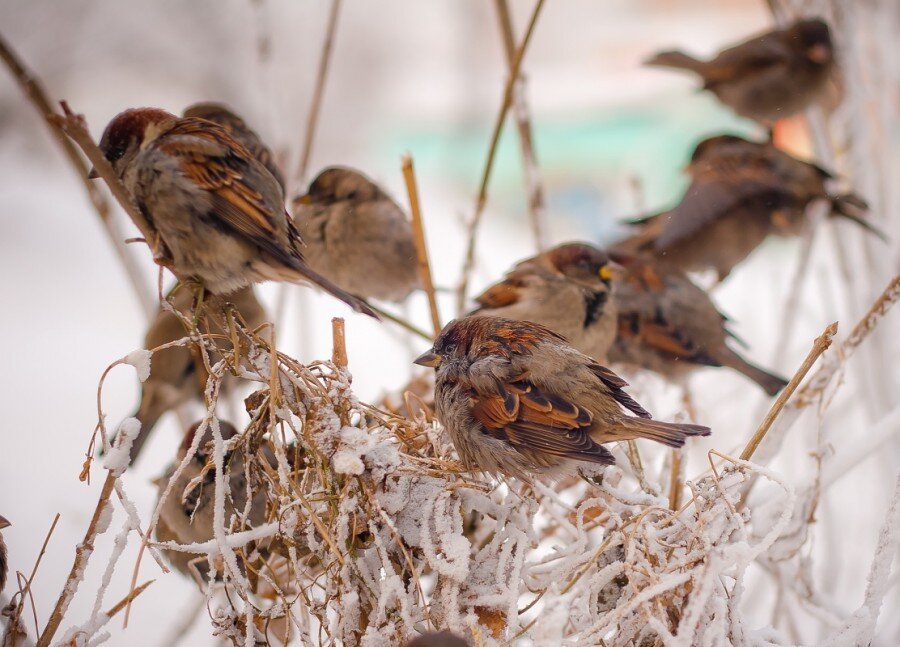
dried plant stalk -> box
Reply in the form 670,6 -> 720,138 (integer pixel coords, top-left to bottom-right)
0,32 -> 155,318
493,0 -> 547,253
331,317 -> 348,368
402,154 -> 442,337
456,0 -> 546,314
741,322 -> 837,461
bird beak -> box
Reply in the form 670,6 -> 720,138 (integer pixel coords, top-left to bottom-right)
0,515 -> 10,529
806,43 -> 831,64
414,350 -> 442,368
599,261 -> 625,282
87,167 -> 100,179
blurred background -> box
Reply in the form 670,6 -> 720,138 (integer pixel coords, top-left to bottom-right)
0,0 -> 897,644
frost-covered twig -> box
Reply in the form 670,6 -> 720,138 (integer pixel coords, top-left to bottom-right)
402,154 -> 442,337
0,32 -> 155,319
493,0 -> 547,253
456,0 -> 546,315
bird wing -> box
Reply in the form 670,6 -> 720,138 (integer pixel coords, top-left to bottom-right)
158,119 -> 301,270
703,32 -> 793,86
469,379 -> 615,466
652,156 -> 791,249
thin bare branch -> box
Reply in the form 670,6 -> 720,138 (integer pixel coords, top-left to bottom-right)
493,0 -> 547,253
456,0 -> 546,314
0,32 -> 155,319
402,154 -> 442,337
331,317 -> 348,369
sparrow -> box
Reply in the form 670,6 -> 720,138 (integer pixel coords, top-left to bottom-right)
0,515 -> 9,594
182,102 -> 286,197
414,316 -> 710,481
154,420 -> 268,579
471,243 -> 621,363
93,108 -> 376,316
646,18 -> 835,125
125,284 -> 267,462
615,134 -> 878,281
292,167 -> 420,302
608,252 -> 788,395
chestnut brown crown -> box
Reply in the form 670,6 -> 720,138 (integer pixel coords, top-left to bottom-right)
97,107 -> 177,176
545,243 -> 617,286
305,166 -> 385,204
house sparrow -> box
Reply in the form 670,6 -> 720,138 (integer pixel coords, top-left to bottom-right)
292,167 -> 420,302
182,102 -> 285,197
0,515 -> 9,594
93,108 -> 376,316
154,420 -> 269,579
646,18 -> 835,125
615,134 -> 878,281
414,316 -> 710,481
125,284 -> 267,462
471,243 -> 621,363
608,252 -> 788,395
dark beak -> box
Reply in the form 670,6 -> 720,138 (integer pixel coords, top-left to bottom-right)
0,514 -> 10,529
87,167 -> 100,179
414,350 -> 442,368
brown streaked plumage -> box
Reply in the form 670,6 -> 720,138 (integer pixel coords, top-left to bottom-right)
121,284 -> 267,462
415,316 -> 709,481
646,18 -> 835,124
608,252 -> 788,395
471,243 -> 620,362
292,167 -> 420,302
182,102 -> 285,197
95,108 -> 376,317
615,134 -> 879,281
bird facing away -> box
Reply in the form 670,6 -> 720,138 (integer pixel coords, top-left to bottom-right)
415,316 -> 710,481
608,252 -> 788,395
646,18 -> 835,125
94,107 -> 376,316
126,284 -> 266,462
614,134 -> 878,281
182,101 -> 286,196
292,166 -> 420,302
471,243 -> 621,363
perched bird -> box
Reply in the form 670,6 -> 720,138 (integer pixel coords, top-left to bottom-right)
182,102 -> 286,196
154,420 -> 268,579
93,108 -> 376,316
646,18 -> 835,125
126,284 -> 266,462
0,515 -> 9,594
292,167 -> 420,302
414,316 -> 710,481
615,134 -> 878,281
471,243 -> 620,362
608,252 -> 788,395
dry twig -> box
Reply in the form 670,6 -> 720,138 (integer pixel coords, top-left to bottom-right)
402,154 -> 442,337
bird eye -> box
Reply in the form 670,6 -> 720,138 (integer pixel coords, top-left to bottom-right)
444,342 -> 457,354
106,143 -> 127,163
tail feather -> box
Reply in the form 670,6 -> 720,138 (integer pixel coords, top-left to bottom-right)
719,348 -> 789,396
607,419 -> 711,449
645,50 -> 707,74
275,262 -> 380,319
830,193 -> 888,242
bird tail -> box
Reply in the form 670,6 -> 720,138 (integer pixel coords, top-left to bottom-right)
275,263 -> 379,319
718,348 -> 788,396
605,419 -> 711,449
830,193 -> 888,241
645,50 -> 707,74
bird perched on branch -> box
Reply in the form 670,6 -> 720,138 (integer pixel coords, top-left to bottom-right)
93,107 -> 376,316
154,420 -> 269,581
471,243 -> 621,363
124,284 -> 266,462
414,316 -> 709,481
614,134 -> 879,282
608,252 -> 788,395
292,167 -> 420,302
182,102 -> 286,196
646,18 -> 835,125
